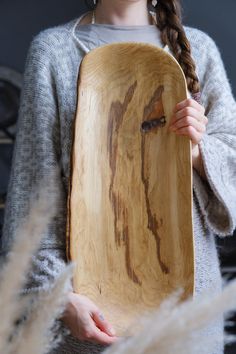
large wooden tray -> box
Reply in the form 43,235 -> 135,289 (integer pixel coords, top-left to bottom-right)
66,42 -> 195,337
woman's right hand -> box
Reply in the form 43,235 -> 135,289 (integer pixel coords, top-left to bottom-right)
61,292 -> 119,345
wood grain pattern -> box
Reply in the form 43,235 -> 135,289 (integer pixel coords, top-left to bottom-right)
66,42 -> 194,336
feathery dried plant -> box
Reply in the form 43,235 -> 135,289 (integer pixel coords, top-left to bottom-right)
1,170 -> 236,354
0,170 -> 73,354
103,279 -> 236,354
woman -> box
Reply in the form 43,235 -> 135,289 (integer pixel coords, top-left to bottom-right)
1,0 -> 236,353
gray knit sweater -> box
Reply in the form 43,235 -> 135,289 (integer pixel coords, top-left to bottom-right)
1,12 -> 236,354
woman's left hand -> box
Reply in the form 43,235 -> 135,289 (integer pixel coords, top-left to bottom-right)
168,98 -> 208,179
168,98 -> 208,147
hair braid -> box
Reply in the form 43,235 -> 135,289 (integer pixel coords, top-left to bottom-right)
152,0 -> 200,97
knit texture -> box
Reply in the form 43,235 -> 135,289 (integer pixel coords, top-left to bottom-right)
1,12 -> 236,354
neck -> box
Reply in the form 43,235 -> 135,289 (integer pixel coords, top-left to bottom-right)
94,0 -> 153,26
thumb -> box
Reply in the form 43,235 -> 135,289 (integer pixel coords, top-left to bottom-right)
92,310 -> 116,337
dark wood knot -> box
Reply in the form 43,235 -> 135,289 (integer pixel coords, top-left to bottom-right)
141,116 -> 166,133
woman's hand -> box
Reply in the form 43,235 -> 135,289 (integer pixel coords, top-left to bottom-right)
168,98 -> 208,179
168,98 -> 208,146
61,292 -> 118,345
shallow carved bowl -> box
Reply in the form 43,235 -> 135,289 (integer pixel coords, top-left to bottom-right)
66,42 -> 194,337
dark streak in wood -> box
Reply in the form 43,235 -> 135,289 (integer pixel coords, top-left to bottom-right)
143,85 -> 165,119
141,85 -> 169,274
122,206 -> 142,286
107,80 -> 141,285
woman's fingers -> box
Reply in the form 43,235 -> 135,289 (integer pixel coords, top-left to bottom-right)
92,310 -> 116,337
169,116 -> 206,133
87,325 -> 118,345
75,313 -> 118,345
174,126 -> 202,145
61,293 -> 119,345
81,314 -> 118,345
174,98 -> 205,115
170,106 -> 208,125
168,98 -> 208,146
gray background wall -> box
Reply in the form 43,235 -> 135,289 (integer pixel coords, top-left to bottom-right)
0,0 -> 235,95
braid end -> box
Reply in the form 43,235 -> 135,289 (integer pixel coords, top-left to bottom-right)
191,91 -> 202,104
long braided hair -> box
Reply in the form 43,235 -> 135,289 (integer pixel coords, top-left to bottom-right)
152,0 -> 200,97
85,0 -> 201,99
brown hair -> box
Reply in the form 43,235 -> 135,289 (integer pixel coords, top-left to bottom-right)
152,0 -> 200,96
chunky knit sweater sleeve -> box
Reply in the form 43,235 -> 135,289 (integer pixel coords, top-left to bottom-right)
190,29 -> 236,237
0,33 -> 68,293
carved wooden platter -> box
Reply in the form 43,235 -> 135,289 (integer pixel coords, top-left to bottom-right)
66,42 -> 194,337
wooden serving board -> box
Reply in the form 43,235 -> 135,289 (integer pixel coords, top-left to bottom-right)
66,42 -> 194,337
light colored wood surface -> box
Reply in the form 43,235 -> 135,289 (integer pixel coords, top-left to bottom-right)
66,42 -> 194,337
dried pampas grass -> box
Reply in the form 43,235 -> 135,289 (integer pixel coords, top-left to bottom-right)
103,279 -> 236,354
1,168 -> 236,354
0,170 -> 73,354
7,265 -> 73,354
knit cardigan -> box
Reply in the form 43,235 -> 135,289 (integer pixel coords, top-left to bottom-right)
1,13 -> 236,354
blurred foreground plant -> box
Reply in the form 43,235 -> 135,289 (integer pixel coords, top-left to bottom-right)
103,276 -> 236,354
0,171 -> 73,354
1,170 -> 236,354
